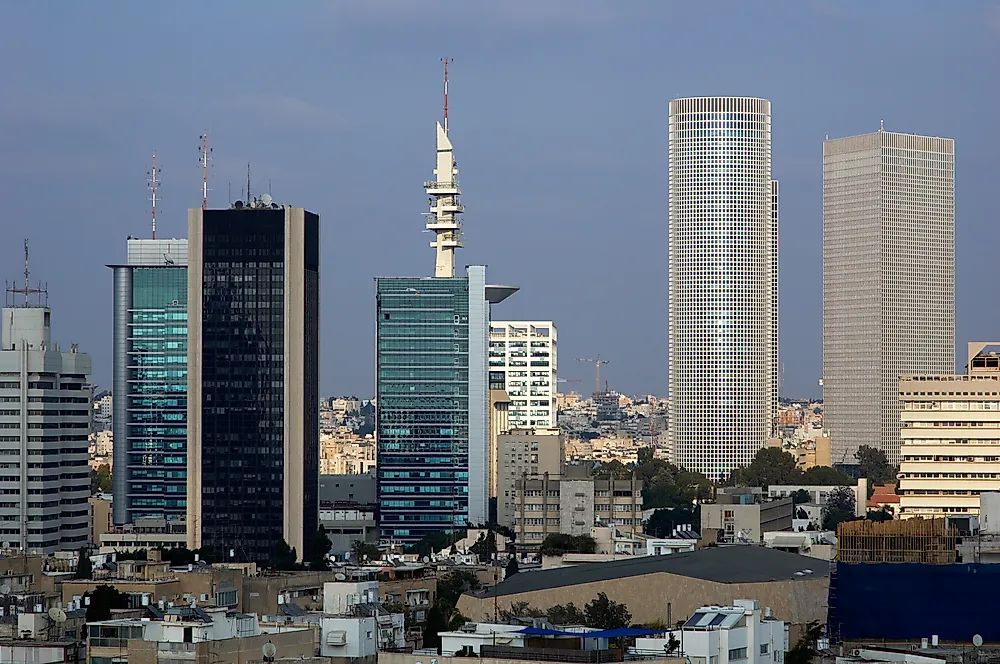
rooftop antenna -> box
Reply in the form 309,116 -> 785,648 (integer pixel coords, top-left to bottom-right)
246,163 -> 252,204
441,57 -> 452,135
147,152 -> 161,239
879,119 -> 885,131
5,239 -> 47,308
199,130 -> 212,210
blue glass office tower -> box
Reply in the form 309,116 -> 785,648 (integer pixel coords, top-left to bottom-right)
376,267 -> 515,544
110,239 -> 189,525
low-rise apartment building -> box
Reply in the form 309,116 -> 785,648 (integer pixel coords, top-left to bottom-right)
497,428 -> 564,529
512,466 -> 642,545
701,488 -> 793,544
898,343 -> 1000,518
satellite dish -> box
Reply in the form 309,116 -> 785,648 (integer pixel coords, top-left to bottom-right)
335,573 -> 346,581
422,556 -> 430,563
973,635 -> 984,647
48,608 -> 67,623
262,641 -> 277,659
260,193 -> 273,207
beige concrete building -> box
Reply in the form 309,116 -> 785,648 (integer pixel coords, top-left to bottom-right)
457,546 -> 828,629
512,467 -> 642,545
766,437 -> 831,469
701,488 -> 793,543
898,343 -> 1000,518
488,387 -> 512,503
89,495 -> 113,547
497,429 -> 563,529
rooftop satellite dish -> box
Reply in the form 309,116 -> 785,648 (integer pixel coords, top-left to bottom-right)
974,635 -> 984,647
48,607 -> 67,623
260,193 -> 273,207
262,641 -> 277,660
335,573 -> 346,581
422,556 -> 430,563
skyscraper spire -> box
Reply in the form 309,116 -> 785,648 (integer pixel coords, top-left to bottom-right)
424,59 -> 464,278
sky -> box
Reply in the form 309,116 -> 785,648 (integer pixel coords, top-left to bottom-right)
0,0 -> 998,400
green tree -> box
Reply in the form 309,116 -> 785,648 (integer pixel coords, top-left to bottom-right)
547,602 -> 587,625
352,540 -> 382,562
505,556 -> 519,578
644,507 -> 699,537
422,600 -> 467,649
800,465 -> 854,486
90,464 -> 112,493
856,445 -> 896,496
540,533 -> 596,556
74,548 -> 93,580
304,526 -> 332,570
269,538 -> 299,570
727,447 -> 800,488
160,547 -> 196,566
584,592 -> 632,630
470,530 -> 498,563
500,601 -> 544,621
791,489 -> 812,505
437,569 -> 482,606
867,509 -> 893,522
405,529 -> 465,557
84,585 -> 128,622
592,460 -> 630,479
786,621 -> 823,664
822,486 -> 857,531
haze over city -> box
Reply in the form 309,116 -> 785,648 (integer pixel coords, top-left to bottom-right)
2,0 -> 999,399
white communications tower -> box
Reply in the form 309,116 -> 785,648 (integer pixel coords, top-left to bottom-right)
424,58 -> 464,278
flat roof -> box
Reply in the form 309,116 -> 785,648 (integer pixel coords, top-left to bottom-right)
473,546 -> 829,598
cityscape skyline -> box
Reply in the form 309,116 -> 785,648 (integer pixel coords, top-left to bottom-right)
2,1 -> 998,401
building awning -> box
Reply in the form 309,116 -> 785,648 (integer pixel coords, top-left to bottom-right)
516,627 -> 665,638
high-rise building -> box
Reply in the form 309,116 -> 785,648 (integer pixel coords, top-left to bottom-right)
375,96 -> 516,542
187,201 -> 320,563
109,239 -> 188,525
897,343 -> 1000,519
1,292 -> 91,553
823,127 -> 955,465
668,97 -> 778,482
488,322 -> 557,428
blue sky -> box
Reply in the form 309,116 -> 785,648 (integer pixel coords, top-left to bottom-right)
1,0 -> 997,399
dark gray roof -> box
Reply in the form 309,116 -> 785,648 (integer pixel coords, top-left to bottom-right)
477,546 -> 829,598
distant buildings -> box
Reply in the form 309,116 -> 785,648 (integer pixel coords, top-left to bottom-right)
108,238 -> 188,525
186,202 -> 320,563
319,429 -> 375,475
668,97 -> 778,481
823,127 -> 955,465
0,298 -> 91,553
897,342 -> 1000,519
488,321 -> 558,428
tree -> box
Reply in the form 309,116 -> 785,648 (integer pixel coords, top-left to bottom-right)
500,601 -> 544,621
540,534 -> 596,556
786,621 -> 823,664
269,538 -> 299,570
584,592 -> 632,630
547,602 -> 587,625
592,460 -> 630,479
867,509 -> 893,522
74,548 -> 93,580
505,556 -> 519,579
436,570 -> 482,606
796,507 -> 808,520
405,529 -> 465,557
422,599 -> 467,649
822,486 -> 857,531
90,464 -> 112,493
666,633 -> 681,654
645,507 -> 699,537
727,448 -> 800,488
304,526 -> 332,570
160,547 -> 196,566
791,489 -> 812,505
352,540 -> 382,562
856,445 -> 896,496
84,585 -> 128,622
469,530 -> 498,563
800,466 -> 854,486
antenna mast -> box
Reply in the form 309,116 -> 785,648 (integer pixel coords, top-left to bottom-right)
246,163 -> 251,204
441,57 -> 452,135
4,239 -> 48,308
199,130 -> 212,210
147,152 -> 161,239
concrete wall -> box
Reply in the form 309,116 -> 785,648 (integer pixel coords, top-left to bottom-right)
456,571 -> 827,627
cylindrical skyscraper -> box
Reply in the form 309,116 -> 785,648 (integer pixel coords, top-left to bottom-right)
668,97 -> 778,482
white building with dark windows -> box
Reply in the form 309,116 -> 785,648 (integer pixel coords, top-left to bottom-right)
489,322 -> 557,428
823,127 -> 955,466
0,301 -> 92,553
668,96 -> 778,481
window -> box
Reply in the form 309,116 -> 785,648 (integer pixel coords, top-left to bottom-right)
729,648 -> 748,660
761,644 -> 769,654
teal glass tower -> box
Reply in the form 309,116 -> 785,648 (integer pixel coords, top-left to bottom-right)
110,239 -> 188,525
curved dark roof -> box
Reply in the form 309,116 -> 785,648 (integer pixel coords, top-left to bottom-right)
475,546 -> 829,598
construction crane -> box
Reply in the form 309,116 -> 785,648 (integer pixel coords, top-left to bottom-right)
576,355 -> 610,395
556,378 -> 582,391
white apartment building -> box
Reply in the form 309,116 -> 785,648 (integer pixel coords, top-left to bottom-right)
897,343 -> 1000,518
489,321 -> 557,428
0,304 -> 92,553
823,127 -> 955,465
668,97 -> 778,481
635,600 -> 787,664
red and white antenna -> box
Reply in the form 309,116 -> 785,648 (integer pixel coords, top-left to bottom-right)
199,130 -> 213,210
441,57 -> 453,135
146,152 -> 161,239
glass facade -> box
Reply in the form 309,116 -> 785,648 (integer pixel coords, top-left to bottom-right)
376,276 -> 471,543
125,266 -> 188,522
